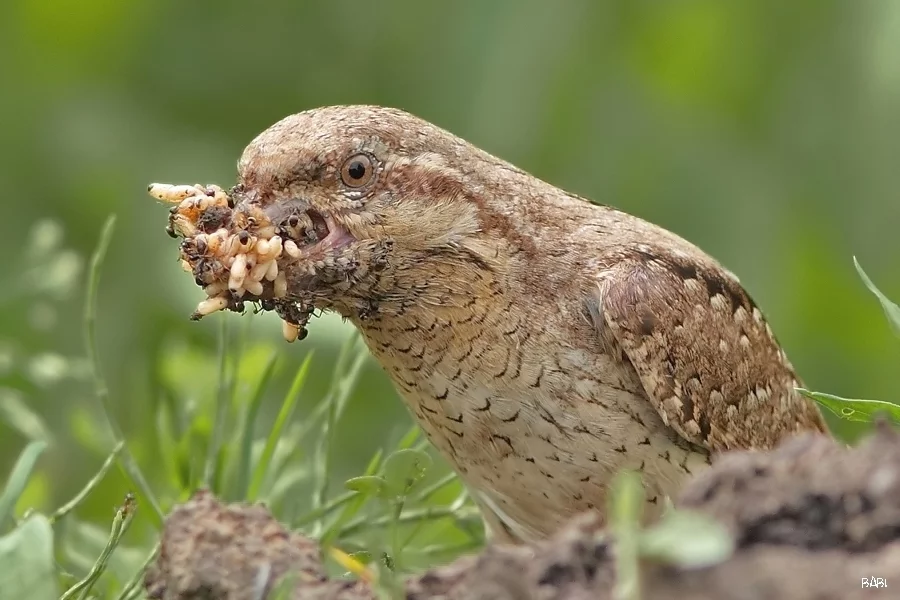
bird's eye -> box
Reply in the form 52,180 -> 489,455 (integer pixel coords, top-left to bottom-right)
340,154 -> 375,188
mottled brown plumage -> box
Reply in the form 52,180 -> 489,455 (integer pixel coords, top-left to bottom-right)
229,105 -> 826,543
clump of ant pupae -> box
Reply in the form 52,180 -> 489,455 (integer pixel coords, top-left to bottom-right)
148,182 -> 313,342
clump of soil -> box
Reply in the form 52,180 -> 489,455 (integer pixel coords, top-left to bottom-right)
145,423 -> 900,599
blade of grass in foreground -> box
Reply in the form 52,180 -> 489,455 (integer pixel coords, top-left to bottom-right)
317,448 -> 384,548
217,314 -> 250,490
610,470 -> 643,600
0,388 -> 52,443
203,318 -> 231,489
311,335 -> 368,536
115,542 -> 160,600
854,256 -> 900,339
0,440 -> 47,527
247,352 -> 314,502
292,490 -> 357,529
50,441 -> 123,524
84,216 -> 163,526
233,351 -> 279,500
411,472 -> 458,504
60,494 -> 137,600
338,504 -> 481,539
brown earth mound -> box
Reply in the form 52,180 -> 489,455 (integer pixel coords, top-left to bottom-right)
145,423 -> 900,599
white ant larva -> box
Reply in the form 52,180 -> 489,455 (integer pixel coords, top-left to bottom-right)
249,260 -> 270,282
256,224 -> 277,239
283,239 -> 301,258
264,260 -> 279,282
204,282 -> 227,296
170,215 -> 199,238
229,254 -> 247,290
273,271 -> 287,298
267,235 -> 283,258
244,280 -> 264,296
281,319 -> 300,343
206,229 -> 228,254
193,296 -> 228,318
148,183 -> 204,203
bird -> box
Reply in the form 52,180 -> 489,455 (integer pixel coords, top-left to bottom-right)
182,105 -> 828,544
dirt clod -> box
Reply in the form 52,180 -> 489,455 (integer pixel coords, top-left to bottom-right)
146,424 -> 900,599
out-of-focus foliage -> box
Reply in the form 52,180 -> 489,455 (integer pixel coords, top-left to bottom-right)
0,0 -> 899,595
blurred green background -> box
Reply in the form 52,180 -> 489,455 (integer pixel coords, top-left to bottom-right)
1,0 -> 899,588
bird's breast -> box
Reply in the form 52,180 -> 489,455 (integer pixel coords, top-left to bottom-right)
356,302 -> 711,540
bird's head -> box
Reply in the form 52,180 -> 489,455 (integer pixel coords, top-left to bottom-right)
232,105 -> 509,319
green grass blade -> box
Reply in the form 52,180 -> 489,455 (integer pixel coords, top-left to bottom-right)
248,352 -> 314,502
609,470 -> 643,600
233,351 -> 279,500
115,541 -> 159,600
60,495 -> 137,600
413,538 -> 485,563
154,400 -> 186,490
797,388 -> 900,424
396,424 -> 420,450
312,336 -> 368,535
204,319 -> 231,490
0,387 -> 52,443
218,318 -> 248,489
854,256 -> 900,338
338,505 -> 481,539
83,215 -> 163,526
50,441 -> 123,524
293,490 -> 357,529
411,472 -> 458,504
318,449 -> 385,547
0,440 -> 47,527
290,389 -> 332,442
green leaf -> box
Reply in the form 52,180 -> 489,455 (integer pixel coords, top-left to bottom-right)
381,449 -> 433,499
854,257 -> 900,338
797,388 -> 900,424
345,475 -> 387,497
0,514 -> 58,600
639,510 -> 733,568
0,440 -> 47,527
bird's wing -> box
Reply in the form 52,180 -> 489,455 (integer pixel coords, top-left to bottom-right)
587,249 -> 825,451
